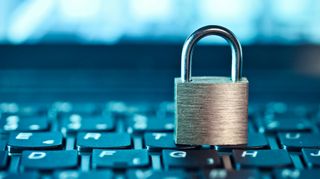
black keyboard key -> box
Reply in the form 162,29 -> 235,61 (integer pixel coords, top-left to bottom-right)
127,114 -> 174,133
162,150 -> 221,169
233,149 -> 292,169
278,133 -> 320,150
0,115 -> 49,132
76,132 -> 131,152
127,169 -> 191,179
144,133 -> 196,151
259,118 -> 311,133
61,114 -> 114,134
302,149 -> 320,167
219,133 -> 269,150
8,132 -> 63,153
202,169 -> 260,179
21,150 -> 78,170
53,170 -> 113,179
0,172 -> 40,179
274,169 -> 320,179
0,151 -> 8,169
92,149 -> 149,169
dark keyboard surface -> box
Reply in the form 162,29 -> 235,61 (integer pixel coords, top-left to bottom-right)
0,101 -> 320,178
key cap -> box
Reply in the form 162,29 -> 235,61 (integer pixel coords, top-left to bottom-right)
218,133 -> 269,151
274,169 -> 320,179
127,114 -> 174,133
302,149 -> 320,168
259,118 -> 311,133
61,114 -> 114,134
278,133 -> 320,150
76,132 -> 131,152
21,150 -> 78,170
0,172 -> 40,179
233,149 -> 292,169
105,102 -> 157,118
144,133 -> 196,151
202,169 -> 260,179
52,102 -> 99,116
8,132 -> 63,153
162,150 -> 221,169
0,151 -> 8,169
92,149 -> 149,169
127,169 -> 191,179
53,170 -> 113,179
265,102 -> 308,118
0,115 -> 49,132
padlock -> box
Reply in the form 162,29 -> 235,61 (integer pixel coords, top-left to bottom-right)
174,25 -> 248,146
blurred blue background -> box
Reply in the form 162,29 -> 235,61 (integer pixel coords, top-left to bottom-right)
1,0 -> 320,44
0,0 -> 320,102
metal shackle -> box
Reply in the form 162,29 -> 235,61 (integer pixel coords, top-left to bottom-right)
181,25 -> 243,83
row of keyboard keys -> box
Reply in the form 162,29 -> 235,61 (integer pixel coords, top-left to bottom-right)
7,132 -> 133,153
10,131 -> 320,153
1,169 -> 320,179
3,148 -> 320,171
162,149 -> 293,169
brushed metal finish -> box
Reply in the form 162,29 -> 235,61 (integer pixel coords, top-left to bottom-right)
175,77 -> 248,145
175,25 -> 248,146
181,25 -> 242,82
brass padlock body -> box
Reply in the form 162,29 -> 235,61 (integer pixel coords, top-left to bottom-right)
175,76 -> 248,145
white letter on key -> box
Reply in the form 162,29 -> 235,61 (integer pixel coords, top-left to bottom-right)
169,151 -> 186,158
99,150 -> 116,158
152,133 -> 167,140
16,132 -> 32,140
28,152 -> 46,159
84,133 -> 101,140
310,150 -> 320,157
241,151 -> 258,158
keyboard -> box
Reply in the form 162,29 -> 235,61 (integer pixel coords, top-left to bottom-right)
0,101 -> 320,179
